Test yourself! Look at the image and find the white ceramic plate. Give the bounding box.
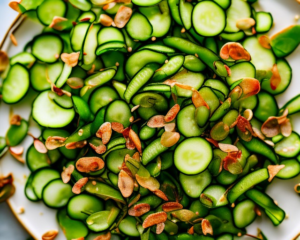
[1,1,300,240]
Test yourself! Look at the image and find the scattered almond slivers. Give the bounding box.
[268,165,285,182]
[72,177,89,194]
[61,165,74,183]
[8,0,22,12]
[76,157,105,173]
[42,230,59,240]
[153,189,169,201]
[129,129,142,153]
[128,203,151,217]
[258,35,271,49]
[114,6,133,28]
[9,146,25,163]
[270,64,281,90]
[49,16,68,30]
[34,139,48,154]
[93,232,111,240]
[162,202,183,212]
[45,136,67,150]
[187,226,194,235]
[142,212,168,228]
[164,122,176,132]
[135,174,160,192]
[220,42,251,61]
[156,222,165,235]
[10,114,21,125]
[238,78,261,100]
[112,122,124,133]
[61,52,80,67]
[96,122,112,145]
[164,104,180,122]
[89,142,106,154]
[0,51,9,72]
[202,219,213,236]
[65,140,87,150]
[131,105,140,112]
[236,18,256,30]
[118,170,134,198]
[99,14,113,27]
[160,131,180,148]
[10,33,18,46]
[219,143,239,153]
[147,115,166,128]
[192,90,209,109]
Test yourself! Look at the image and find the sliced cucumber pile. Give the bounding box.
[2,0,300,239]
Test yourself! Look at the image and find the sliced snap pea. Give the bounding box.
[142,138,169,165]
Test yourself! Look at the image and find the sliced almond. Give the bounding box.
[280,119,292,137]
[243,109,253,121]
[218,143,239,153]
[67,77,84,89]
[65,140,87,150]
[135,175,160,192]
[187,226,194,235]
[0,51,9,72]
[10,114,21,125]
[160,131,180,148]
[72,177,89,194]
[96,122,112,145]
[206,138,219,148]
[10,33,18,46]
[252,127,265,141]
[61,165,74,184]
[153,189,169,201]
[236,18,256,30]
[164,104,180,122]
[239,78,260,99]
[268,165,285,182]
[99,14,113,27]
[162,202,183,212]
[270,64,281,91]
[164,122,176,132]
[129,129,142,153]
[131,105,140,112]
[61,52,80,67]
[258,35,271,49]
[9,146,25,163]
[34,139,48,154]
[236,115,255,135]
[89,142,106,154]
[9,0,22,12]
[156,222,165,235]
[142,212,168,228]
[220,42,251,61]
[147,115,166,128]
[42,230,59,240]
[118,170,134,198]
[202,219,213,236]
[132,152,140,161]
[46,136,67,150]
[76,157,105,173]
[111,122,124,133]
[126,137,136,150]
[128,203,151,217]
[192,90,209,109]
[114,6,133,28]
[103,2,116,10]
[49,16,68,30]
[224,65,231,76]
[261,117,281,138]
[93,232,111,240]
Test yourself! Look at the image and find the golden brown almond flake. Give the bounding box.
[220,42,251,61]
[61,165,74,184]
[10,33,18,46]
[49,17,68,30]
[96,122,112,145]
[218,143,239,153]
[142,212,168,228]
[153,189,169,201]
[10,114,21,125]
[61,52,80,67]
[267,165,285,182]
[129,129,142,153]
[118,170,134,198]
[156,222,165,234]
[128,203,151,217]
[34,139,48,154]
[89,142,106,155]
[258,35,271,49]
[135,175,160,192]
[280,119,292,137]
[93,232,111,240]
[254,205,262,216]
[9,146,25,163]
[45,136,67,150]
[111,122,124,133]
[202,219,213,236]
[65,140,87,150]
[236,18,256,30]
[192,90,210,109]
[76,157,105,173]
[160,131,180,148]
[164,104,180,123]
[132,152,140,161]
[9,0,22,12]
[147,115,166,128]
[164,122,176,132]
[99,14,113,27]
[72,177,89,194]
[126,137,136,150]
[187,226,194,235]
[162,202,183,212]
[0,51,9,72]
[270,64,281,91]
[42,230,59,240]
[114,5,132,28]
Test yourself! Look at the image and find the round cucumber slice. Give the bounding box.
[105,100,132,128]
[233,200,256,228]
[275,132,300,158]
[32,91,75,128]
[174,138,213,174]
[119,216,140,237]
[37,0,67,25]
[193,1,226,37]
[126,12,153,41]
[26,144,50,171]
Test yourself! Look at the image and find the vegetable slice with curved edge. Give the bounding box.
[32,91,75,128]
[275,132,300,158]
[126,12,153,41]
[233,200,256,228]
[105,100,132,128]
[6,119,28,147]
[37,0,67,26]
[174,138,212,175]
[119,216,140,237]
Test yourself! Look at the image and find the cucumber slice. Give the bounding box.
[107,149,137,174]
[280,94,300,116]
[69,0,92,11]
[25,174,39,202]
[48,91,73,109]
[132,0,162,6]
[142,138,168,165]
[32,34,63,63]
[204,79,229,97]
[26,144,50,171]
[96,42,127,56]
[168,0,183,26]
[126,12,153,41]
[275,132,300,158]
[85,68,116,87]
[2,64,29,104]
[226,62,256,86]
[98,27,124,46]
[37,0,67,25]
[193,1,226,37]
[105,100,132,128]
[276,159,300,179]
[233,200,256,228]
[183,55,206,72]
[42,179,74,208]
[255,12,273,33]
[174,138,212,174]
[254,91,278,122]
[214,0,231,9]
[179,0,193,30]
[10,52,36,67]
[83,24,101,65]
[220,31,245,42]
[119,216,140,237]
[101,51,125,82]
[201,185,228,208]
[32,168,60,199]
[139,1,172,38]
[32,91,75,128]
[71,23,90,52]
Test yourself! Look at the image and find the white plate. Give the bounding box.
[1,1,300,240]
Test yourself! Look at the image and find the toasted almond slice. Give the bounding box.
[103,2,116,10]
[111,122,124,133]
[99,14,113,27]
[239,78,260,99]
[76,157,105,173]
[46,136,67,150]
[10,114,21,125]
[258,35,271,49]
[243,109,253,121]
[162,202,183,212]
[236,18,256,30]
[9,146,25,163]
[219,143,239,153]
[10,33,18,46]
[129,129,142,153]
[224,65,231,76]
[264,139,275,147]
[164,122,176,132]
[280,119,292,137]
[9,0,22,12]
[51,84,64,96]
[192,90,209,109]
[156,222,165,235]
[147,115,166,128]
[0,173,14,188]
[89,142,106,154]
[153,189,169,201]
[128,203,151,217]
[220,42,251,61]
[96,122,112,145]
[253,127,265,140]
[160,131,180,148]
[49,16,68,30]
[268,165,285,182]
[136,175,160,192]
[67,77,84,89]
[61,165,74,184]
[132,152,140,161]
[118,170,134,198]
[164,104,180,122]
[131,105,140,112]
[114,6,133,28]
[206,138,219,148]
[142,212,168,228]
[34,139,48,154]
[126,137,136,150]
[0,51,9,72]
[270,64,281,90]
[261,117,281,138]
[202,219,213,236]
[236,115,255,135]
[61,52,80,67]
[187,226,194,235]
[65,140,87,150]
[93,232,111,240]
[72,177,89,194]
[42,230,59,240]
